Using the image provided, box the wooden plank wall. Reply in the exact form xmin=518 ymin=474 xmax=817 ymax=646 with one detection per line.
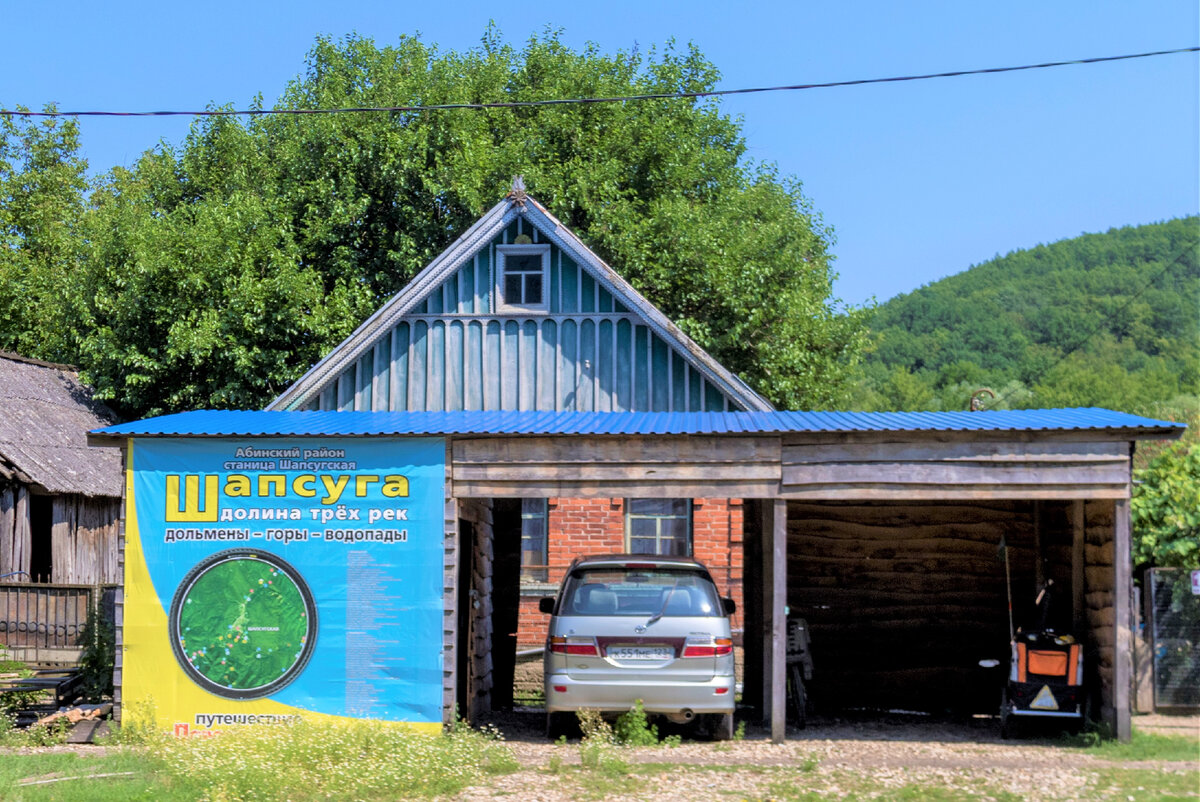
xmin=786 ymin=500 xmax=1049 ymax=712
xmin=451 ymin=436 xmax=781 ymax=499
xmin=782 ymin=440 xmax=1130 ymax=500
xmin=50 ymin=495 xmax=120 ymax=584
xmin=303 ymin=219 xmax=734 ymax=414
xmin=0 ymin=485 xmax=31 ymax=579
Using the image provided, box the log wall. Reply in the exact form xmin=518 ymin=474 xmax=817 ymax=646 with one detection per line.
xmin=461 ymin=497 xmax=495 ymax=721
xmin=1083 ymin=500 xmax=1116 ymax=714
xmin=786 ymin=500 xmax=1080 ymax=712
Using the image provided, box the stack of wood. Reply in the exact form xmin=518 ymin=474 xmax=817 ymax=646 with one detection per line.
xmin=35 ymin=702 xmax=112 ymax=727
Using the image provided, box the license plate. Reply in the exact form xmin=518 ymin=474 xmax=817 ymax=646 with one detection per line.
xmin=608 ymin=646 xmax=672 ymax=661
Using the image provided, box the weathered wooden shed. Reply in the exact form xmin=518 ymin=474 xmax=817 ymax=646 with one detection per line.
xmin=1 ymin=352 xmax=122 ymax=663
xmin=0 ymin=352 xmax=121 ymax=584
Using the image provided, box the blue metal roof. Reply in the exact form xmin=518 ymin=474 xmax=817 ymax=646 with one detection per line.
xmin=91 ymin=408 xmax=1185 ymax=439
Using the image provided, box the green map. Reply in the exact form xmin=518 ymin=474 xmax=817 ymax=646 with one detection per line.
xmin=175 ymin=556 xmax=312 ymax=692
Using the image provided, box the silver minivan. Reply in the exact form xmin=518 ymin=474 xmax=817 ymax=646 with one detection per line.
xmin=539 ymin=554 xmax=737 ymax=739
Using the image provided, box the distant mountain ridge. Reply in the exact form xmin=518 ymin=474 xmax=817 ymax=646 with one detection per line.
xmin=852 ymin=217 xmax=1199 ymax=415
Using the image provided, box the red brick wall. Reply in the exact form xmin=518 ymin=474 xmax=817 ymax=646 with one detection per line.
xmin=516 ymin=497 xmax=744 ymax=648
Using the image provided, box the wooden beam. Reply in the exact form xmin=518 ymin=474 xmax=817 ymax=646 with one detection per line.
xmin=771 ymin=499 xmax=787 ymax=744
xmin=452 ymin=480 xmax=781 ymax=499
xmin=1113 ymin=498 xmax=1132 ymax=742
xmin=778 ymin=486 xmax=1128 ymax=501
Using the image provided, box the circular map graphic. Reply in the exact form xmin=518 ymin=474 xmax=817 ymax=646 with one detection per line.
xmin=169 ymin=549 xmax=317 ymax=699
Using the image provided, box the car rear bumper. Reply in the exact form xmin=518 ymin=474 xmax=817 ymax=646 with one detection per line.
xmin=545 ymin=674 xmax=735 ymax=714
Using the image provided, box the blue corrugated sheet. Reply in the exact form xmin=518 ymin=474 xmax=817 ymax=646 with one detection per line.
xmin=91 ymin=408 xmax=1185 ymax=438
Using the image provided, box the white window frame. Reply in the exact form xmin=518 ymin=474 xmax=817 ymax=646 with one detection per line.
xmin=495 ymin=244 xmax=551 ymax=312
xmin=624 ymin=499 xmax=693 ymax=556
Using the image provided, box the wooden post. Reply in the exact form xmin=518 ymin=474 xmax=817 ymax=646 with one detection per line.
xmin=770 ymin=498 xmax=787 ymax=744
xmin=759 ymin=500 xmax=774 ymax=728
xmin=1113 ymin=498 xmax=1132 ymax=742
xmin=1072 ymin=500 xmax=1085 ymax=635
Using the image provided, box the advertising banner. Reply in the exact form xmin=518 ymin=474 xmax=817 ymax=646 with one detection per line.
xmin=122 ymin=436 xmax=445 ymax=735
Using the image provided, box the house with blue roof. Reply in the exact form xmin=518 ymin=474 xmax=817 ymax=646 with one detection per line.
xmin=92 ymin=183 xmax=1184 ymax=742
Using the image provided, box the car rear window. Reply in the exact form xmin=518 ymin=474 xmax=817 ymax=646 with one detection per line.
xmin=559 ymin=568 xmax=723 ymax=617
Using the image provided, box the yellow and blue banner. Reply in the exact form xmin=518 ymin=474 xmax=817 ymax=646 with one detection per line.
xmin=123 ymin=436 xmax=445 ymax=735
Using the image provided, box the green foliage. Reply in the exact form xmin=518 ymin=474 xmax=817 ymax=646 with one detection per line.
xmin=1 ymin=30 xmax=867 ymax=418
xmin=0 ymin=108 xmax=88 ymax=364
xmin=613 ymin=699 xmax=659 ymax=746
xmin=1132 ymin=443 xmax=1200 ymax=569
xmin=77 ymin=603 xmax=115 ymax=702
xmin=854 ymin=218 xmax=1199 ymax=413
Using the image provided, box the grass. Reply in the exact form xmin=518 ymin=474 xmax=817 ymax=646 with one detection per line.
xmin=0 ymin=716 xmax=1195 ymax=801
xmin=1066 ymin=726 xmax=1200 ymax=762
xmin=0 ymin=718 xmax=519 ymax=801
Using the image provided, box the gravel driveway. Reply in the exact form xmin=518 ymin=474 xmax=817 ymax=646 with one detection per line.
xmin=458 ymin=710 xmax=1199 ymax=801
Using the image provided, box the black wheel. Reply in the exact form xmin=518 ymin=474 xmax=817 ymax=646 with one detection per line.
xmin=709 ymin=712 xmax=734 ymax=741
xmin=546 ymin=711 xmax=575 ymax=740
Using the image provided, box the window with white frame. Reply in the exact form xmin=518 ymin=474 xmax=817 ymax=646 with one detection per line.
xmin=625 ymin=499 xmax=692 ymax=556
xmin=496 ymin=244 xmax=550 ymax=311
xmin=519 ymin=498 xmax=549 ymax=582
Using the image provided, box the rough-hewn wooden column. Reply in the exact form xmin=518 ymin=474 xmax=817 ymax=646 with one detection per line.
xmin=759 ymin=499 xmax=787 ymax=743
xmin=1113 ymin=497 xmax=1132 ymax=742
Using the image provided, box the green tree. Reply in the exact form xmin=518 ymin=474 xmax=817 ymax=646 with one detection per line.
xmin=1132 ymin=443 xmax=1200 ymax=569
xmin=853 ymin=218 xmax=1199 ymax=413
xmin=0 ymin=108 xmax=89 ymax=362
xmin=72 ymin=29 xmax=866 ymax=417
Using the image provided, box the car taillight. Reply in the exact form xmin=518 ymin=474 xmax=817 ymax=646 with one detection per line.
xmin=549 ymin=636 xmax=599 ymax=656
xmin=681 ymin=637 xmax=733 ymax=657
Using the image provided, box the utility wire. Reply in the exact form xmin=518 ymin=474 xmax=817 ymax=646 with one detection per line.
xmin=2 ymin=46 xmax=1196 ymax=119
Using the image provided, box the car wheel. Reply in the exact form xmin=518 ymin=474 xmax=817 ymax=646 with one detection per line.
xmin=547 ymin=711 xmax=576 ymax=741
xmin=708 ymin=712 xmax=734 ymax=741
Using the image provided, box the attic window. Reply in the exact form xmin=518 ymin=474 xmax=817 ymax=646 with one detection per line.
xmin=496 ymin=244 xmax=550 ymax=311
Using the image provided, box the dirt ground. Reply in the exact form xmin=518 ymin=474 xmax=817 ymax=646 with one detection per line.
xmin=462 ymin=708 xmax=1199 ymax=801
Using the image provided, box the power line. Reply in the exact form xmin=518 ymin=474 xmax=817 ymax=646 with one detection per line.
xmin=2 ymin=46 xmax=1196 ymax=119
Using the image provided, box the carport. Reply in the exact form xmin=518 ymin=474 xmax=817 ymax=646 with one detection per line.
xmin=92 ymin=407 xmax=1182 ymax=742
xmin=427 ymin=407 xmax=1180 ymax=742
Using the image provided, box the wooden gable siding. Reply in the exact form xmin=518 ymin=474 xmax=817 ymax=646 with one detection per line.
xmin=302 ymin=219 xmax=737 ymax=413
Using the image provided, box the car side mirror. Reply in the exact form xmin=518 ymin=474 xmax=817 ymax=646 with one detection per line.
xmin=538 ymin=597 xmax=555 ymax=615
xmin=722 ymin=597 xmax=736 ymax=615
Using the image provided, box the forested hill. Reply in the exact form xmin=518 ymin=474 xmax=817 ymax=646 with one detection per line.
xmin=852 ymin=217 xmax=1199 ymax=416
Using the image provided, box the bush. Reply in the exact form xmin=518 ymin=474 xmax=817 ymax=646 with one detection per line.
xmin=77 ymin=603 xmax=116 ymax=701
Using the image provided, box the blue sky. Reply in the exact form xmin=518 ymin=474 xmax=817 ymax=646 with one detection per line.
xmin=4 ymin=1 xmax=1197 ymax=307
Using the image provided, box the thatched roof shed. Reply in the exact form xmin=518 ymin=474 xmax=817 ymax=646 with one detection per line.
xmin=0 ymin=352 xmax=120 ymax=498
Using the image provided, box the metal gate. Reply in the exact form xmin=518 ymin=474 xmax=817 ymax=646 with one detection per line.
xmin=1147 ymin=568 xmax=1200 ymax=710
